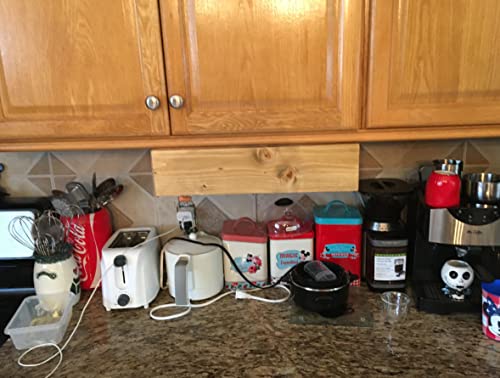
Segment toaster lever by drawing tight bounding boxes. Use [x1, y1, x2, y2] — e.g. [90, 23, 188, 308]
[114, 255, 127, 267]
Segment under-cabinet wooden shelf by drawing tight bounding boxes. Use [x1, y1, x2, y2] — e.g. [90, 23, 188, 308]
[151, 144, 360, 195]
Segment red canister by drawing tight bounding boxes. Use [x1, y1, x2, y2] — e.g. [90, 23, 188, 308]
[314, 201, 362, 286]
[425, 170, 461, 208]
[62, 208, 113, 290]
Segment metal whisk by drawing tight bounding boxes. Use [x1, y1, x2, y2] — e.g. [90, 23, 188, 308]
[9, 215, 41, 254]
[9, 212, 65, 256]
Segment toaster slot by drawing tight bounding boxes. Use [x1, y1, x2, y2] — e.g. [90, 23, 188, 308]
[115, 265, 127, 290]
[109, 231, 150, 248]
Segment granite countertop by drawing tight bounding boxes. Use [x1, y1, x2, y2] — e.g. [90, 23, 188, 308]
[0, 286, 499, 378]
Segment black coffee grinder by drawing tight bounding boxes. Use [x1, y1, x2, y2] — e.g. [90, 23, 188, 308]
[359, 179, 414, 291]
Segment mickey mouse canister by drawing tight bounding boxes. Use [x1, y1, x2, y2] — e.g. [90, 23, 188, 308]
[268, 202, 314, 283]
[314, 201, 362, 286]
[222, 218, 268, 290]
[482, 280, 500, 341]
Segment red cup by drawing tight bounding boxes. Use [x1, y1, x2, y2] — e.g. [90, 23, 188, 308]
[425, 170, 461, 208]
[61, 208, 112, 290]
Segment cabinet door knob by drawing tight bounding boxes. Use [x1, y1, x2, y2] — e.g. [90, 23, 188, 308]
[169, 95, 184, 109]
[145, 95, 161, 110]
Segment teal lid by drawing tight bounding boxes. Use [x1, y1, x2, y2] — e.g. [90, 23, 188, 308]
[314, 200, 362, 225]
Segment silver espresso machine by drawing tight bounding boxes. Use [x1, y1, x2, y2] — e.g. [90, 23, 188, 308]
[412, 191, 500, 314]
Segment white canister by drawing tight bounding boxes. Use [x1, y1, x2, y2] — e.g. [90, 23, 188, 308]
[163, 232, 223, 305]
[33, 247, 81, 312]
[221, 218, 268, 290]
[269, 235, 314, 282]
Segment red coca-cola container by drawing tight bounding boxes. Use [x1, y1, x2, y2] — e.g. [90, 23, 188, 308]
[62, 208, 113, 290]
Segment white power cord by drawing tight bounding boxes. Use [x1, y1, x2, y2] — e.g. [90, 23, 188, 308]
[234, 285, 291, 303]
[16, 226, 179, 378]
[16, 225, 290, 374]
[17, 265, 111, 378]
[149, 284, 291, 321]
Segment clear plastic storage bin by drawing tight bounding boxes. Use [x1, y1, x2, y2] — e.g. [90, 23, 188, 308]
[4, 294, 73, 350]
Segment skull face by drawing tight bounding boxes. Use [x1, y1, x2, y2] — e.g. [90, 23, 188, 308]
[441, 260, 474, 291]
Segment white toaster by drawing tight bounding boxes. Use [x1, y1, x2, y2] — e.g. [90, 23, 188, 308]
[101, 227, 160, 311]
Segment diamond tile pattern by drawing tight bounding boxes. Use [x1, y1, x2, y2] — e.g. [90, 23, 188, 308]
[53, 176, 77, 191]
[28, 177, 52, 195]
[28, 153, 50, 175]
[196, 198, 229, 236]
[130, 151, 152, 173]
[463, 142, 489, 172]
[0, 140, 500, 234]
[359, 146, 383, 179]
[130, 174, 155, 196]
[296, 195, 316, 221]
[108, 203, 134, 230]
[50, 154, 76, 175]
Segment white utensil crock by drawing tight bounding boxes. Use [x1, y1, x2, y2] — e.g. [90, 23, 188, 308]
[163, 232, 223, 305]
[33, 248, 81, 312]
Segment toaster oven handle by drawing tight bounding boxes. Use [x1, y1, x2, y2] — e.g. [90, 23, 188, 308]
[174, 255, 191, 307]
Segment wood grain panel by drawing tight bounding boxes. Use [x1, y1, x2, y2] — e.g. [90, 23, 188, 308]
[368, 0, 500, 128]
[2, 124, 500, 151]
[161, 0, 364, 135]
[0, 0, 169, 138]
[151, 144, 359, 195]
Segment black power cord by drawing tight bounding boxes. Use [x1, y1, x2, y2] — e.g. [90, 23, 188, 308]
[168, 236, 299, 290]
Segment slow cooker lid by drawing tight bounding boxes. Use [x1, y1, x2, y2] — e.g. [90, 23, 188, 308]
[165, 233, 221, 256]
[292, 261, 349, 290]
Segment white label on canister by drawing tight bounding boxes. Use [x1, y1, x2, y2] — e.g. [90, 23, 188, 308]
[374, 254, 406, 281]
[270, 238, 313, 281]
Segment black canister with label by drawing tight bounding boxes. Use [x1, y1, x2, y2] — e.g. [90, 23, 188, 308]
[364, 222, 408, 290]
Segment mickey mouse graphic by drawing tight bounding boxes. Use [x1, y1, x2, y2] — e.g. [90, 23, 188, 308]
[245, 253, 263, 274]
[483, 297, 500, 337]
[320, 246, 330, 259]
[300, 250, 311, 261]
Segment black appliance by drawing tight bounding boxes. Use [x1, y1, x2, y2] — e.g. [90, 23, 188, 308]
[0, 195, 51, 346]
[359, 179, 414, 291]
[411, 190, 500, 314]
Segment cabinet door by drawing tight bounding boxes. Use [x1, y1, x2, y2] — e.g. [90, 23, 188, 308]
[161, 0, 363, 135]
[368, 0, 500, 128]
[0, 0, 169, 140]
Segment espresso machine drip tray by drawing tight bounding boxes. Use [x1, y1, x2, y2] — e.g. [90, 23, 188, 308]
[413, 280, 481, 314]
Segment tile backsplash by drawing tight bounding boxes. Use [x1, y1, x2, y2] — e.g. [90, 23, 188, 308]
[1, 139, 499, 236]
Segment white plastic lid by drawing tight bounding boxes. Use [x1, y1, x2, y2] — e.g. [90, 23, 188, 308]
[164, 232, 221, 256]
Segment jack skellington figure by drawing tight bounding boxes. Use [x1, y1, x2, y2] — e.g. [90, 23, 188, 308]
[441, 260, 474, 301]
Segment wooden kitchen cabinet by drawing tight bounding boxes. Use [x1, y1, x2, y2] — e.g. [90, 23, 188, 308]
[160, 0, 364, 136]
[0, 0, 169, 141]
[368, 0, 500, 129]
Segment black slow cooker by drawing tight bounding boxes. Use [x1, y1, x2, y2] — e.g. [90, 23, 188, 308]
[290, 261, 354, 318]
